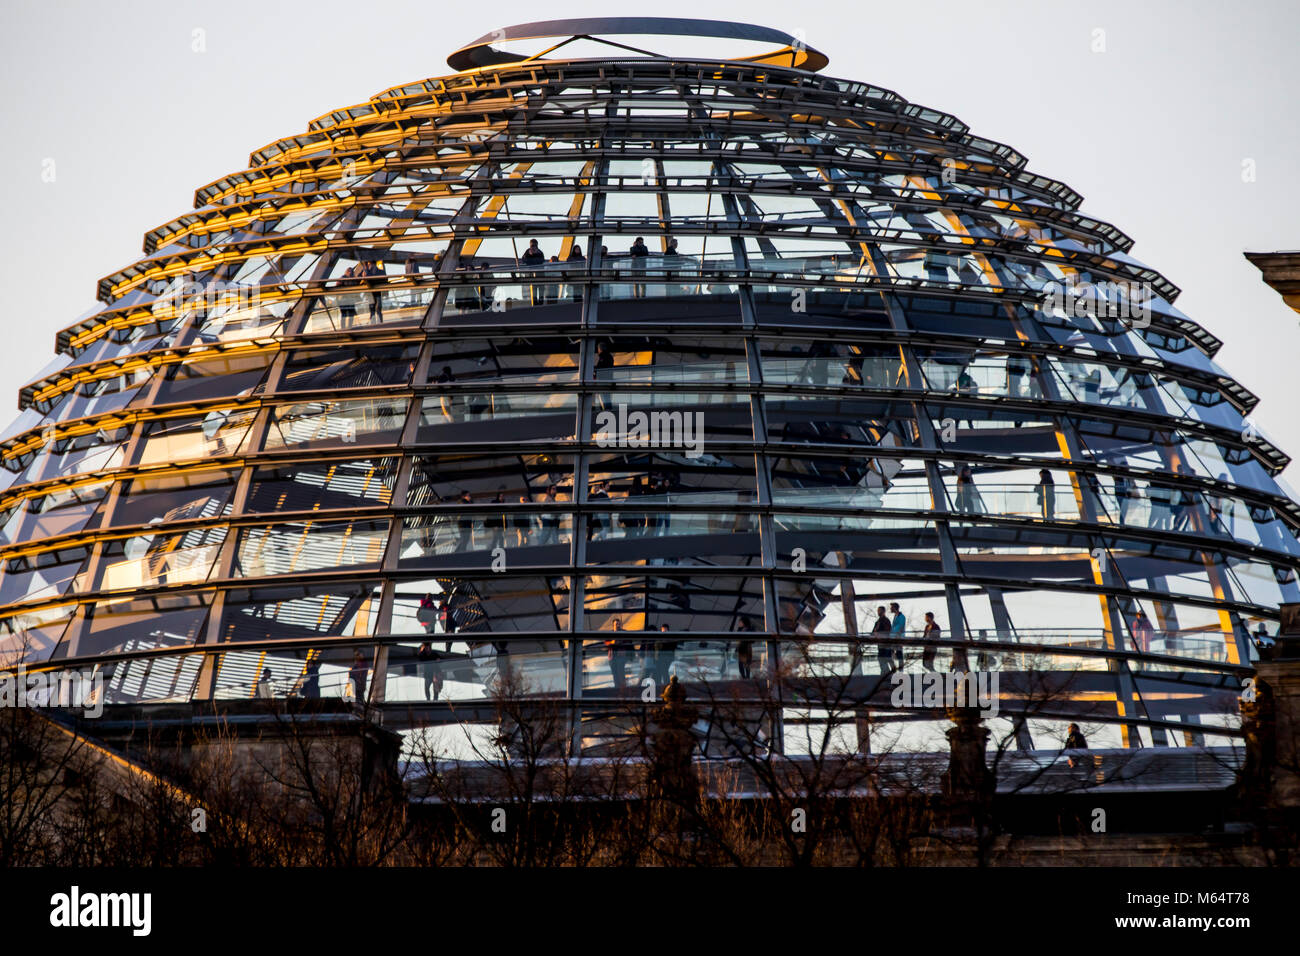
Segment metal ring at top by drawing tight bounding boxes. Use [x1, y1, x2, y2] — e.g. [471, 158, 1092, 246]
[447, 17, 829, 73]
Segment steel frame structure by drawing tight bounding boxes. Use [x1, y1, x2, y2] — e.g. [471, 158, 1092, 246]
[2, 19, 1298, 757]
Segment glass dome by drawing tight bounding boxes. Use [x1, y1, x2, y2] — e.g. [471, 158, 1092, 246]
[2, 19, 1295, 756]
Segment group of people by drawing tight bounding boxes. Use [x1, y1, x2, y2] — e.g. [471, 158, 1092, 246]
[945, 462, 1227, 533]
[602, 619, 759, 693]
[518, 239, 586, 304]
[334, 237, 696, 319]
[1131, 610, 1275, 659]
[603, 620, 670, 691]
[512, 236, 690, 299]
[587, 476, 675, 540]
[1141, 465, 1202, 531]
[412, 476, 690, 554]
[865, 605, 952, 674]
[431, 366, 479, 422]
[412, 485, 567, 553]
[254, 650, 369, 702]
[335, 259, 387, 325]
[417, 592, 457, 640]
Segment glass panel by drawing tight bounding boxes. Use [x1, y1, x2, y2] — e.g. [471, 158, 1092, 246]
[137, 409, 258, 465]
[96, 526, 228, 590]
[263, 397, 409, 450]
[209, 645, 376, 702]
[245, 457, 399, 513]
[751, 285, 893, 328]
[1, 545, 93, 606]
[77, 594, 211, 659]
[151, 350, 273, 406]
[441, 267, 583, 317]
[235, 519, 390, 576]
[591, 391, 752, 448]
[586, 510, 757, 567]
[586, 451, 756, 505]
[596, 251, 740, 302]
[304, 286, 436, 332]
[765, 395, 916, 448]
[13, 426, 130, 486]
[382, 638, 570, 704]
[762, 339, 904, 388]
[426, 336, 581, 385]
[114, 469, 236, 528]
[768, 453, 926, 507]
[406, 452, 574, 504]
[280, 343, 419, 392]
[98, 651, 204, 704]
[194, 297, 294, 344]
[217, 583, 382, 643]
[390, 575, 570, 637]
[397, 511, 572, 566]
[415, 393, 576, 442]
[39, 366, 154, 425]
[1, 480, 112, 546]
[0, 603, 76, 666]
[581, 573, 766, 696]
[593, 335, 748, 384]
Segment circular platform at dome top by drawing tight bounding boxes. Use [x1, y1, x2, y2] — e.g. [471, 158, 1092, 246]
[447, 17, 829, 73]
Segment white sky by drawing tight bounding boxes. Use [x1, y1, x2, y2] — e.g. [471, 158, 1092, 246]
[1, 0, 1297, 476]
